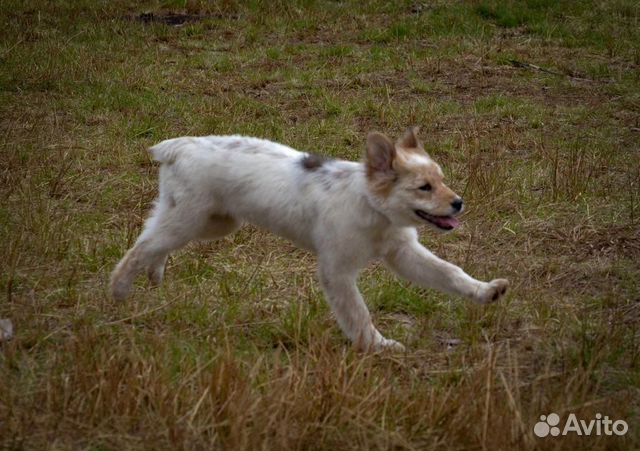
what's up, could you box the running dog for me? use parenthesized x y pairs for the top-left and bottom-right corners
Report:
(110, 127), (508, 351)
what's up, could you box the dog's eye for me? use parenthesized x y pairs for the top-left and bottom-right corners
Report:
(418, 183), (432, 191)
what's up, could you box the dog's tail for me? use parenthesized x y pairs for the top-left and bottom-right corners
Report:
(149, 137), (192, 165)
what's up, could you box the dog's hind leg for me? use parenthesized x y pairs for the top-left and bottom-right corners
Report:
(110, 198), (240, 300)
(110, 192), (201, 300)
(146, 214), (239, 287)
(110, 199), (189, 300)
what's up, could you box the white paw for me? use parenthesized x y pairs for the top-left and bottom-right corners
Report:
(475, 278), (509, 304)
(110, 280), (130, 301)
(373, 337), (406, 353)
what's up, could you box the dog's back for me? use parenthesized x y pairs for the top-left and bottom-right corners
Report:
(150, 135), (299, 165)
(147, 135), (370, 250)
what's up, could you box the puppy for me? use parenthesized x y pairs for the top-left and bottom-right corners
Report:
(110, 127), (508, 351)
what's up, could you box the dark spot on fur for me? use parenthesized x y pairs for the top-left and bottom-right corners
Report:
(492, 291), (499, 301)
(301, 154), (326, 171)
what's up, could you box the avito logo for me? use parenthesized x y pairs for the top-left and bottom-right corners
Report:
(534, 412), (628, 438)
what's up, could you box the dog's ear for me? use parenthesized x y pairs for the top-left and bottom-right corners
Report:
(366, 132), (396, 178)
(396, 126), (421, 149)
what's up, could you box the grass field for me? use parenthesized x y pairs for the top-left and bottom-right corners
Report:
(1, 0), (639, 449)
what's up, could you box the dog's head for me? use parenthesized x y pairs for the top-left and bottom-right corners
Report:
(365, 127), (463, 231)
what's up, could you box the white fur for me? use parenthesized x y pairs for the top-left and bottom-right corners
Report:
(110, 134), (508, 351)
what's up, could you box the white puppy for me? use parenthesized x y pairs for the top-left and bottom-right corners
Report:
(110, 127), (508, 351)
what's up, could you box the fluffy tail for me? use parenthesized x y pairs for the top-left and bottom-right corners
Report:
(149, 137), (192, 164)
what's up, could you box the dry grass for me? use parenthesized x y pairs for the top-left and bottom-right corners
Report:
(1, 1), (639, 450)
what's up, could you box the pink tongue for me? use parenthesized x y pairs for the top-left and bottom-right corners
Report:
(434, 216), (459, 229)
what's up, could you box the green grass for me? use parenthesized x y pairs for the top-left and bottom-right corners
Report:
(1, 0), (639, 450)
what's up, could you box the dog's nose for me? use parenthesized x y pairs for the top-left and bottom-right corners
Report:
(451, 198), (463, 212)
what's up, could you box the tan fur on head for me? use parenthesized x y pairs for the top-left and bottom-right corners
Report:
(365, 127), (461, 227)
(392, 151), (458, 215)
(396, 126), (422, 151)
(365, 132), (395, 178)
(365, 132), (397, 196)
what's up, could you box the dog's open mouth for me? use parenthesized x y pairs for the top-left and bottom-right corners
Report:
(414, 209), (460, 230)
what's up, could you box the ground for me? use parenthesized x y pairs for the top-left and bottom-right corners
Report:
(0, 1), (639, 450)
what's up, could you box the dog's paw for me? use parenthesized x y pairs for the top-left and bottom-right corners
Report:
(373, 337), (406, 353)
(109, 270), (132, 301)
(475, 279), (509, 304)
(110, 280), (130, 301)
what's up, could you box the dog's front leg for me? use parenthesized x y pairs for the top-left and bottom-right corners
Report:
(384, 233), (508, 304)
(318, 262), (404, 352)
